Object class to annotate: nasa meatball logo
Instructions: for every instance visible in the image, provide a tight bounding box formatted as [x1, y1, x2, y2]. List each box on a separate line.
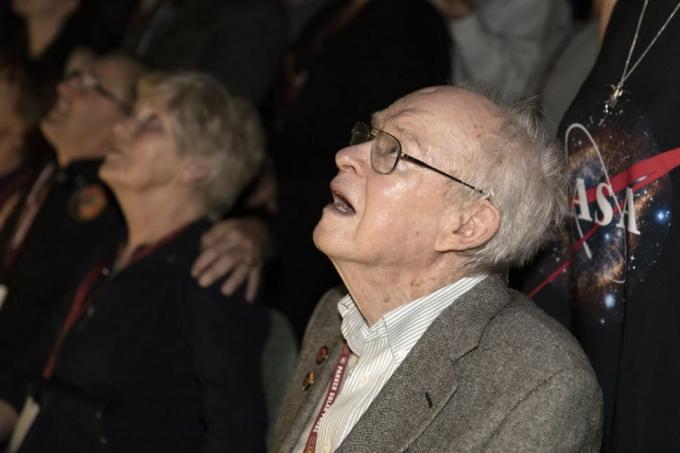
[530, 106, 680, 325]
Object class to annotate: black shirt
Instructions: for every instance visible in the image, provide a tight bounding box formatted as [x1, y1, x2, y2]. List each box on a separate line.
[523, 0, 680, 450]
[0, 159, 123, 372]
[0, 218, 270, 453]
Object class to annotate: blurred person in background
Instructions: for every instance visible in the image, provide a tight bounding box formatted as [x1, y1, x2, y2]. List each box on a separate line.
[120, 0, 287, 107]
[541, 0, 617, 129]
[436, 0, 572, 96]
[117, 0, 289, 302]
[0, 56, 54, 240]
[1, 0, 135, 110]
[0, 50, 274, 375]
[284, 0, 333, 42]
[0, 53, 142, 374]
[0, 62, 30, 185]
[0, 71, 270, 453]
[263, 0, 451, 337]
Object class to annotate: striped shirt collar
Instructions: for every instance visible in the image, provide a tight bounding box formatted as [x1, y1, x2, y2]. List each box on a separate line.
[338, 275, 487, 365]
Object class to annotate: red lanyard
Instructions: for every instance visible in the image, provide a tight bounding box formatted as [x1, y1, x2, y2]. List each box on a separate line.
[303, 343, 351, 453]
[2, 163, 57, 269]
[41, 221, 194, 379]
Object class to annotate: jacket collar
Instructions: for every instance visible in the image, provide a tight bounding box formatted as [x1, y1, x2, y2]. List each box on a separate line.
[338, 275, 510, 451]
[273, 288, 346, 452]
[274, 276, 511, 452]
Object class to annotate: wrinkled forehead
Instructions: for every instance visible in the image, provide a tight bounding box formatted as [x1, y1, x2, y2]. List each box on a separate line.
[376, 87, 505, 157]
[371, 92, 462, 160]
[372, 104, 430, 152]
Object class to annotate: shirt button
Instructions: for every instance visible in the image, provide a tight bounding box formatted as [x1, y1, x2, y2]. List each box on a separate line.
[100, 436, 108, 445]
[95, 410, 103, 419]
[323, 441, 331, 453]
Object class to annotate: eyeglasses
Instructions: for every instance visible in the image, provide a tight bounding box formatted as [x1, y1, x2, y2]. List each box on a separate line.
[63, 70, 132, 114]
[350, 122, 489, 197]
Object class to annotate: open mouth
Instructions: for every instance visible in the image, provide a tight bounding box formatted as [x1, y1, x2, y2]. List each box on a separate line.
[330, 190, 355, 215]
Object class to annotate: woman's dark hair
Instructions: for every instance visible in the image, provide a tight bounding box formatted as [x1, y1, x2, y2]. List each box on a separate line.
[0, 54, 57, 162]
[0, 54, 54, 128]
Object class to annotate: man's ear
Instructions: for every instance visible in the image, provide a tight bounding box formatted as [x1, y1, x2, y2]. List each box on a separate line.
[434, 200, 501, 253]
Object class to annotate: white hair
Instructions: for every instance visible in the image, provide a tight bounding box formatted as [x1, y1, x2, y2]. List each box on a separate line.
[456, 87, 568, 272]
[137, 72, 265, 217]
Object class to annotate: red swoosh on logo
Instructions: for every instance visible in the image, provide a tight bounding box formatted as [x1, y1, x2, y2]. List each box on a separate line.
[529, 146, 680, 299]
[584, 147, 680, 202]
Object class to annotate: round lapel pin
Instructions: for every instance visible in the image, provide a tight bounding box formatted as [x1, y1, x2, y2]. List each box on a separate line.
[316, 346, 328, 365]
[302, 371, 315, 391]
[68, 184, 107, 222]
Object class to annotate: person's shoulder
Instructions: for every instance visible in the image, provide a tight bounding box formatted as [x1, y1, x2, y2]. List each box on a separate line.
[173, 220, 270, 322]
[184, 272, 268, 321]
[483, 289, 595, 378]
[183, 278, 272, 353]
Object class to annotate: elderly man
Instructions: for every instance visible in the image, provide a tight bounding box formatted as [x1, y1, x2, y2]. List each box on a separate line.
[273, 86, 602, 452]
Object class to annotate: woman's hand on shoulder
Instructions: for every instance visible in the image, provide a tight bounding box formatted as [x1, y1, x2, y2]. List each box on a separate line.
[191, 216, 268, 302]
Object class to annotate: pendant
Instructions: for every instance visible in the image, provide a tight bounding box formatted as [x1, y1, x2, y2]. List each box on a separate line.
[604, 82, 624, 116]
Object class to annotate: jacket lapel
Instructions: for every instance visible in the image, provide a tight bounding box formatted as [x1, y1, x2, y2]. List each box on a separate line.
[273, 289, 346, 452]
[338, 276, 511, 452]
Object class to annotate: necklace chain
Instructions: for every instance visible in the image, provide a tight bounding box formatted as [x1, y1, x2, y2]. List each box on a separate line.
[604, 0, 680, 117]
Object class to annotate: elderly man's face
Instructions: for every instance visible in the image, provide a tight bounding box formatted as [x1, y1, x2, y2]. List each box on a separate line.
[314, 93, 463, 269]
[314, 87, 504, 271]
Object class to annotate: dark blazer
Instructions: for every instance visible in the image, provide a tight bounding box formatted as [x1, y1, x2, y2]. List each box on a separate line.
[273, 276, 603, 452]
[0, 218, 270, 453]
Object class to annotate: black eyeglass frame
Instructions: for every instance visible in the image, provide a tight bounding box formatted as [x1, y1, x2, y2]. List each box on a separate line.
[351, 122, 490, 198]
[64, 70, 133, 115]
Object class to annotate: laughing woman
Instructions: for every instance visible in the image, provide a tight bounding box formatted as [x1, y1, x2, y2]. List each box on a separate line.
[0, 72, 269, 452]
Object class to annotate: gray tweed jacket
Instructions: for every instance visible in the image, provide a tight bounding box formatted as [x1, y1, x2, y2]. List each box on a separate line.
[272, 276, 602, 452]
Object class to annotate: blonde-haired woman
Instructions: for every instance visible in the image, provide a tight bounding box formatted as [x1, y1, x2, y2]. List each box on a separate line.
[0, 72, 270, 453]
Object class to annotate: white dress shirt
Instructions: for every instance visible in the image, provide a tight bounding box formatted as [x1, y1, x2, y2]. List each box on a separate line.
[294, 275, 487, 453]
